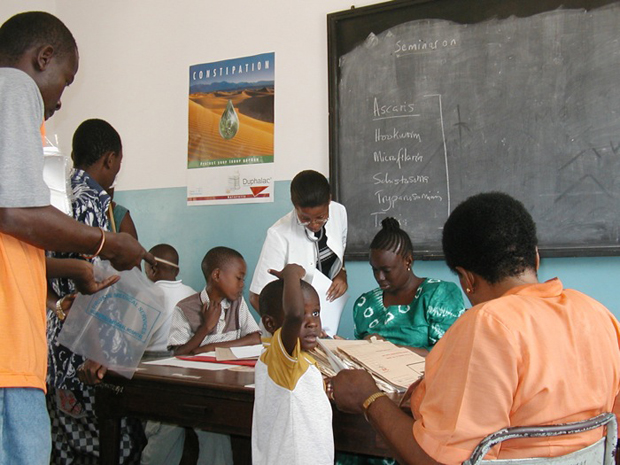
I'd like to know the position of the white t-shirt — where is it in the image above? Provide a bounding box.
[250,201,347,295]
[252,329,334,465]
[147,280,196,352]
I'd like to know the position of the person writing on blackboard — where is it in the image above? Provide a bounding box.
[330,192,620,465]
[249,170,348,332]
[352,217,464,356]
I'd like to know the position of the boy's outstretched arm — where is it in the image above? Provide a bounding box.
[269,264,306,356]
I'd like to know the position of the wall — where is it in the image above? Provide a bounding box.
[2,1,619,338]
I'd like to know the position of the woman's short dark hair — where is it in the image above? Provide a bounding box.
[442,192,538,284]
[290,170,330,208]
[370,217,413,259]
[72,119,121,168]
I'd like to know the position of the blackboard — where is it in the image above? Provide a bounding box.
[328,0,620,259]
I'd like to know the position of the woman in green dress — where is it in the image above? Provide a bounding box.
[353,218,465,355]
[353,217,465,355]
[337,217,466,465]
[336,218,465,465]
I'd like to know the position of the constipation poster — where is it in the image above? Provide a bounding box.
[187,52,274,205]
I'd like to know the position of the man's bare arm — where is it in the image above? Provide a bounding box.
[0,206,153,270]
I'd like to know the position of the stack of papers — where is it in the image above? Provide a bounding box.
[311,339,425,393]
[339,340,424,390]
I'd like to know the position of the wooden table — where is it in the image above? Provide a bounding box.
[95,361,397,464]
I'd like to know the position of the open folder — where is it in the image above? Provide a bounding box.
[312,339,425,392]
[339,340,424,390]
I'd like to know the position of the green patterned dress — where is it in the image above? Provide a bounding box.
[353,278,465,351]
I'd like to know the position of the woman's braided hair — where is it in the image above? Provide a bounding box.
[370,217,414,259]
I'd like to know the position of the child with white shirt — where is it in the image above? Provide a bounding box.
[140,244,196,465]
[168,246,261,355]
[144,244,196,354]
[252,264,334,465]
[163,246,261,465]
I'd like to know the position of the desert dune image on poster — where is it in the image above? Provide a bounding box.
[188,53,274,168]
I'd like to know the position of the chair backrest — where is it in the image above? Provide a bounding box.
[463,413,617,465]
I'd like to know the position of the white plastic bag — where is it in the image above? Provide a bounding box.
[58,260,165,378]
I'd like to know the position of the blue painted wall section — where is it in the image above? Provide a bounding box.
[116,181,620,339]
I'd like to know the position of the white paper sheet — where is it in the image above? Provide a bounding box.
[310,271,349,337]
[230,344,263,359]
[143,357,230,371]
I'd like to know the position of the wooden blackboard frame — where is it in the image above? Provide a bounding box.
[328,0,620,260]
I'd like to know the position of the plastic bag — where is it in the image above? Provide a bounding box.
[58,260,165,378]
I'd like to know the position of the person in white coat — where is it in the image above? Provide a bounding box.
[249,170,348,324]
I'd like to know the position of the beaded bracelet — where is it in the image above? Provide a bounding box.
[83,227,106,259]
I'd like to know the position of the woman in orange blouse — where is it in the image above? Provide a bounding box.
[331,192,620,465]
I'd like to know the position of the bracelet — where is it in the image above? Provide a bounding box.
[362,391,387,422]
[54,296,67,321]
[83,227,106,259]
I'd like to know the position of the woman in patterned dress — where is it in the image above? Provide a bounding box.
[47,119,143,464]
[336,217,466,465]
[353,217,466,356]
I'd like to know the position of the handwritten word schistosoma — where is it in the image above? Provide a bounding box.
[373,172,429,186]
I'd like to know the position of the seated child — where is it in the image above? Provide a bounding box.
[164,246,261,465]
[144,244,196,354]
[168,246,261,354]
[252,264,334,465]
[140,244,196,465]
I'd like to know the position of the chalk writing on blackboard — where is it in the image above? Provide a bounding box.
[331,3,620,258]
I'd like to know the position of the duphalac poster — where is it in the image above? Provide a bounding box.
[187,52,275,205]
